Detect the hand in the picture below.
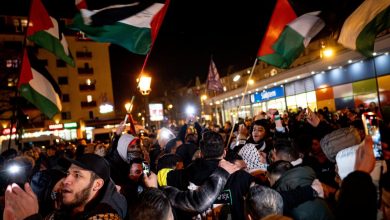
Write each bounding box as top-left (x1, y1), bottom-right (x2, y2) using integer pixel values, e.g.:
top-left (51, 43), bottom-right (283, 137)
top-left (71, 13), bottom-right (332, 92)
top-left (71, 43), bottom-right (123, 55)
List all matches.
top-left (311, 179), bottom-right (324, 198)
top-left (143, 172), bottom-right (158, 188)
top-left (5, 183), bottom-right (39, 220)
top-left (306, 108), bottom-right (320, 127)
top-left (116, 120), bottom-right (126, 136)
top-left (218, 159), bottom-right (239, 174)
top-left (355, 135), bottom-right (375, 173)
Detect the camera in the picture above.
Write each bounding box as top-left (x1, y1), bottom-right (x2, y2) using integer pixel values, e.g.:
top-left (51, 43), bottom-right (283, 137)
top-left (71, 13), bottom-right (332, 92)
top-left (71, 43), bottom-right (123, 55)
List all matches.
top-left (142, 161), bottom-right (150, 176)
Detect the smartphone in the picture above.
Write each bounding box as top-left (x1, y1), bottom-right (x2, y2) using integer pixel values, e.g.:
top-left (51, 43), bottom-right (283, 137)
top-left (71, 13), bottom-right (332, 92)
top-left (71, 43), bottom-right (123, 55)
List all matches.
top-left (362, 112), bottom-right (383, 160)
top-left (142, 161), bottom-right (150, 176)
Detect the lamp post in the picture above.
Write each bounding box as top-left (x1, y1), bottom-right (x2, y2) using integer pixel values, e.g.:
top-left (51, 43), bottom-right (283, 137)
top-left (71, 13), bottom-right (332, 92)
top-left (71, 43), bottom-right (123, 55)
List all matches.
top-left (138, 74), bottom-right (152, 128)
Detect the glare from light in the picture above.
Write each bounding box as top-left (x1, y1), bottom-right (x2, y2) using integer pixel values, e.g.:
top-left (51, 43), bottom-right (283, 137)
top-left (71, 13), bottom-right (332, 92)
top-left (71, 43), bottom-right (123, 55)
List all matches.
top-left (273, 83), bottom-right (277, 86)
top-left (201, 95), bottom-right (207, 101)
top-left (186, 105), bottom-right (195, 116)
top-left (99, 103), bottom-right (113, 114)
top-left (348, 60), bottom-right (353, 63)
top-left (138, 75), bottom-right (152, 95)
top-left (167, 104), bottom-right (173, 109)
top-left (328, 66), bottom-right (332, 70)
top-left (297, 76), bottom-right (300, 79)
top-left (125, 102), bottom-right (132, 112)
top-left (223, 86), bottom-right (227, 92)
top-left (247, 70), bottom-right (251, 74)
top-left (86, 79), bottom-right (91, 85)
top-left (372, 52), bottom-right (377, 56)
top-left (311, 71), bottom-right (315, 75)
top-left (8, 165), bottom-right (21, 174)
top-left (248, 79), bottom-right (254, 85)
top-left (323, 48), bottom-right (334, 57)
top-left (233, 75), bottom-right (241, 82)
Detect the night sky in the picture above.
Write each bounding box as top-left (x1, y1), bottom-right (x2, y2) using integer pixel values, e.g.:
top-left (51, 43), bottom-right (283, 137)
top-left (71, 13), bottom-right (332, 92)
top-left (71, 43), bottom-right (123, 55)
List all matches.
top-left (1, 0), bottom-right (365, 109)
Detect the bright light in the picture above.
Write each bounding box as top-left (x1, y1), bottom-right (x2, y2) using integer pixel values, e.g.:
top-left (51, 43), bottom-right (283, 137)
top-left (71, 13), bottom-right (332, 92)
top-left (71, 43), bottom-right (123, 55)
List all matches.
top-left (248, 79), bottom-right (254, 85)
top-left (138, 75), bottom-right (152, 95)
top-left (311, 71), bottom-right (315, 75)
top-left (99, 103), bottom-right (113, 114)
top-left (247, 70), bottom-right (251, 74)
top-left (201, 95), bottom-right (208, 101)
top-left (223, 86), bottom-right (227, 92)
top-left (372, 52), bottom-right (377, 56)
top-left (86, 79), bottom-right (92, 85)
top-left (186, 105), bottom-right (195, 116)
top-left (8, 164), bottom-right (21, 174)
top-left (348, 60), bottom-right (353, 63)
top-left (273, 83), bottom-right (277, 86)
top-left (87, 95), bottom-right (93, 103)
top-left (322, 48), bottom-right (334, 57)
top-left (167, 104), bottom-right (173, 109)
top-left (233, 75), bottom-right (241, 82)
top-left (138, 112), bottom-right (142, 117)
top-left (328, 66), bottom-right (332, 70)
top-left (124, 102), bottom-right (132, 112)
top-left (297, 76), bottom-right (300, 79)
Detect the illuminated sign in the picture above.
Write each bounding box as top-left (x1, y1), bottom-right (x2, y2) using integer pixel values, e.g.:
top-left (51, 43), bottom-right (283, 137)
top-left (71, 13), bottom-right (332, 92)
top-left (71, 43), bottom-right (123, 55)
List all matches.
top-left (49, 124), bottom-right (64, 130)
top-left (250, 86), bottom-right (284, 103)
top-left (149, 103), bottom-right (163, 121)
top-left (64, 122), bottom-right (78, 129)
top-left (2, 127), bottom-right (16, 135)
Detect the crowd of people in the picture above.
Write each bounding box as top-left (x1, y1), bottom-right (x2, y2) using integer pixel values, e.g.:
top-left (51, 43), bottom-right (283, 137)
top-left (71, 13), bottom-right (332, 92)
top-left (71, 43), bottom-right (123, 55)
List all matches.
top-left (1, 103), bottom-right (390, 220)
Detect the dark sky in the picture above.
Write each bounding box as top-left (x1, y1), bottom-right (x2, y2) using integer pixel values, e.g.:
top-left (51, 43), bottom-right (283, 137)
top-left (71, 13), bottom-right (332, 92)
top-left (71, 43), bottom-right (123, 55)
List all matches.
top-left (1, 0), bottom-right (365, 110)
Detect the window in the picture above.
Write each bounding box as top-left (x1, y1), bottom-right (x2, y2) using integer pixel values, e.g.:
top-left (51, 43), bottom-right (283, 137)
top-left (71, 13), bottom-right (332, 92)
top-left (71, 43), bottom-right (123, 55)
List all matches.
top-left (61, 112), bottom-right (71, 120)
top-left (87, 95), bottom-right (93, 102)
top-left (62, 94), bottom-right (70, 102)
top-left (77, 63), bottom-right (94, 74)
top-left (58, 77), bottom-right (68, 85)
top-left (56, 59), bottom-right (66, 67)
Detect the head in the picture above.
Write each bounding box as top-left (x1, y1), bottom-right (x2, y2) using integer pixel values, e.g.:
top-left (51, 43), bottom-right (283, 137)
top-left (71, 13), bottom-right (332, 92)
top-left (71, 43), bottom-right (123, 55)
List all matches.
top-left (251, 119), bottom-right (269, 142)
top-left (157, 127), bottom-right (176, 148)
top-left (267, 160), bottom-right (292, 187)
top-left (336, 171), bottom-right (377, 220)
top-left (185, 133), bottom-right (198, 144)
top-left (61, 154), bottom-right (110, 212)
top-left (245, 185), bottom-right (283, 220)
top-left (164, 138), bottom-right (182, 154)
top-left (128, 158), bottom-right (144, 182)
top-left (200, 131), bottom-right (225, 159)
top-left (272, 140), bottom-right (299, 163)
top-left (311, 137), bottom-right (328, 164)
top-left (157, 154), bottom-right (182, 172)
top-left (130, 188), bottom-right (174, 220)
top-left (46, 145), bottom-right (57, 157)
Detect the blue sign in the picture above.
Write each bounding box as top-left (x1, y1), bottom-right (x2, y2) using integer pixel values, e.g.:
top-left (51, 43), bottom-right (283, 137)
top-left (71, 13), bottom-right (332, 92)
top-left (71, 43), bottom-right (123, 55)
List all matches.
top-left (250, 86), bottom-right (284, 103)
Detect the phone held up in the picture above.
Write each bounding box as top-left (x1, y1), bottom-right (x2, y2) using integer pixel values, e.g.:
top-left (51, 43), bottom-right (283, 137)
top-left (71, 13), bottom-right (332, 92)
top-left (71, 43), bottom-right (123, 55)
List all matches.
top-left (142, 161), bottom-right (150, 176)
top-left (362, 112), bottom-right (383, 160)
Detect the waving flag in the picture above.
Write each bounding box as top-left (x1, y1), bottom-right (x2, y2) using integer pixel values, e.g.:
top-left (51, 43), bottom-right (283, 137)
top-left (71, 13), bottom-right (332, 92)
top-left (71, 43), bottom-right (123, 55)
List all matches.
top-left (257, 0), bottom-right (324, 68)
top-left (338, 0), bottom-right (390, 57)
top-left (27, 0), bottom-right (74, 66)
top-left (19, 50), bottom-right (62, 119)
top-left (70, 0), bottom-right (170, 55)
top-left (206, 58), bottom-right (223, 92)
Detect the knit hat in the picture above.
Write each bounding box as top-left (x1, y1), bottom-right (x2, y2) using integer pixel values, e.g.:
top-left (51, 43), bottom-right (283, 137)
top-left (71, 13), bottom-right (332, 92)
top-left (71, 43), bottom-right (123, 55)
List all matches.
top-left (117, 133), bottom-right (138, 162)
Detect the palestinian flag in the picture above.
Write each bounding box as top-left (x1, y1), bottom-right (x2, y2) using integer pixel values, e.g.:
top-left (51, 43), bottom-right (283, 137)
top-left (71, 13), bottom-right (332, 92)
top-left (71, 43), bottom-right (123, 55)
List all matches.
top-left (338, 0), bottom-right (390, 57)
top-left (27, 0), bottom-right (74, 67)
top-left (257, 0), bottom-right (324, 69)
top-left (19, 50), bottom-right (62, 119)
top-left (70, 0), bottom-right (170, 55)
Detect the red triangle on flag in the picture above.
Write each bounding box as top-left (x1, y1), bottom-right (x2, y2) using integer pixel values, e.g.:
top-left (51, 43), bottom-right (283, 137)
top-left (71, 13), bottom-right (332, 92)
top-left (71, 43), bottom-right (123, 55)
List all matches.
top-left (27, 0), bottom-right (53, 36)
top-left (18, 50), bottom-right (33, 87)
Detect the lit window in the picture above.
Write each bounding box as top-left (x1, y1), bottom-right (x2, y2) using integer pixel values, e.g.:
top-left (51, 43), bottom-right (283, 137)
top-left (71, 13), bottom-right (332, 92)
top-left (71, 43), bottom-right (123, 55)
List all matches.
top-left (87, 95), bottom-right (93, 103)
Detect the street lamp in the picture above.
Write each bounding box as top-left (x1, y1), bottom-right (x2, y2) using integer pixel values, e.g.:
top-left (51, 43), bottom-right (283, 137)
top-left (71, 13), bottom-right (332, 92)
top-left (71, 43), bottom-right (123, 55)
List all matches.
top-left (138, 74), bottom-right (152, 128)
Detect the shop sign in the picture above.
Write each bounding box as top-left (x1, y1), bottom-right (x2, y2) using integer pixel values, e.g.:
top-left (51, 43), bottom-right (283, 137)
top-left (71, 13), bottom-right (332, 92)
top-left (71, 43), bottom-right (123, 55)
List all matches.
top-left (49, 124), bottom-right (64, 130)
top-left (2, 127), bottom-right (16, 135)
top-left (251, 86), bottom-right (284, 103)
top-left (149, 103), bottom-right (164, 121)
top-left (64, 122), bottom-right (78, 129)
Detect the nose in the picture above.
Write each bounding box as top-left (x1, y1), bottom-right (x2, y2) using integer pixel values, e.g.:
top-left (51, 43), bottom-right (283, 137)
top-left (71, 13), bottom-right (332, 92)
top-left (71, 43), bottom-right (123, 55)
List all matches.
top-left (62, 174), bottom-right (73, 186)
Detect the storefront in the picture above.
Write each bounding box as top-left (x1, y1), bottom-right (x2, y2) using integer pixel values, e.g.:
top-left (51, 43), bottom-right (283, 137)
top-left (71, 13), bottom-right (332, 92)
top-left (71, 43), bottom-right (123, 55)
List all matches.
top-left (49, 122), bottom-right (78, 140)
top-left (250, 86), bottom-right (286, 114)
top-left (285, 77), bottom-right (317, 112)
top-left (222, 96), bottom-right (251, 122)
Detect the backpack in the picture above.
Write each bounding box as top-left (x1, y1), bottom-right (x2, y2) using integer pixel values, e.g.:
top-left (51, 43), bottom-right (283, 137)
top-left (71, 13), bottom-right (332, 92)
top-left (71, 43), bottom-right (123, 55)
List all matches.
top-left (320, 127), bottom-right (361, 162)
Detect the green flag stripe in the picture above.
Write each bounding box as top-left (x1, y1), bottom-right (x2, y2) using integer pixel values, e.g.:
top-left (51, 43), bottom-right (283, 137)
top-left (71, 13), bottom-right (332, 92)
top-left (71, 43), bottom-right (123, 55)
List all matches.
top-left (20, 84), bottom-right (60, 119)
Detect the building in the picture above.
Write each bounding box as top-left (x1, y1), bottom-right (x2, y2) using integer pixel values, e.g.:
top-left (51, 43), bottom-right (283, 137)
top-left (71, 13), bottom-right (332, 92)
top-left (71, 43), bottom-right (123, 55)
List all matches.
top-left (0, 15), bottom-right (118, 142)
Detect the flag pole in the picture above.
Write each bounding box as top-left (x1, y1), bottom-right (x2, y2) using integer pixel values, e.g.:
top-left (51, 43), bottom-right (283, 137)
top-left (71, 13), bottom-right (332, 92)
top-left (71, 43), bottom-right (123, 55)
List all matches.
top-left (8, 0), bottom-right (34, 150)
top-left (226, 58), bottom-right (258, 148)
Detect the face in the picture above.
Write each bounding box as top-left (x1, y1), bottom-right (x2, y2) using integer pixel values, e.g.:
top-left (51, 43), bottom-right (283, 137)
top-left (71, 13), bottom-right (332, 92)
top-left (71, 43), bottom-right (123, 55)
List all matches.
top-left (128, 163), bottom-right (143, 182)
top-left (252, 125), bottom-right (266, 142)
top-left (311, 139), bottom-right (327, 164)
top-left (61, 164), bottom-right (99, 208)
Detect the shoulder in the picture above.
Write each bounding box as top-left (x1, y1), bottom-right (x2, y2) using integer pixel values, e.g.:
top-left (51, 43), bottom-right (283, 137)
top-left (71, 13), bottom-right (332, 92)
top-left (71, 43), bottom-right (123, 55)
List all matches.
top-left (87, 203), bottom-right (121, 220)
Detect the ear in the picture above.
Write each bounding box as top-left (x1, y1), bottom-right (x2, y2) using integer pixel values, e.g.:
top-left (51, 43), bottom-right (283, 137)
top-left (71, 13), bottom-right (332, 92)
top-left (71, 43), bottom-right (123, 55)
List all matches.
top-left (92, 179), bottom-right (104, 192)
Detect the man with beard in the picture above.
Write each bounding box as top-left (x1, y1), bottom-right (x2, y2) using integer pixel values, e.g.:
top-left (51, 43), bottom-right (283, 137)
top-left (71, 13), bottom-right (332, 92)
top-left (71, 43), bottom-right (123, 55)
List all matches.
top-left (3, 154), bottom-right (126, 220)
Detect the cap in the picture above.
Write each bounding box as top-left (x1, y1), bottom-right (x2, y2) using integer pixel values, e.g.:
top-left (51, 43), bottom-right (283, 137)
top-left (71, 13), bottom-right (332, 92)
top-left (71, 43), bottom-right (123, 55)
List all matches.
top-left (65, 154), bottom-right (110, 182)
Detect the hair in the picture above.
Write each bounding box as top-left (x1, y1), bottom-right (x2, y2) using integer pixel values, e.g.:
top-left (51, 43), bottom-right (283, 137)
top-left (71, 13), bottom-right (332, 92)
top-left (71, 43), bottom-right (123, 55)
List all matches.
top-left (261, 215), bottom-right (293, 220)
top-left (157, 153), bottom-right (181, 172)
top-left (164, 138), bottom-right (178, 154)
top-left (336, 171), bottom-right (377, 220)
top-left (245, 185), bottom-right (283, 220)
top-left (273, 139), bottom-right (299, 162)
top-left (200, 131), bottom-right (224, 159)
top-left (267, 160), bottom-right (292, 176)
top-left (130, 188), bottom-right (172, 220)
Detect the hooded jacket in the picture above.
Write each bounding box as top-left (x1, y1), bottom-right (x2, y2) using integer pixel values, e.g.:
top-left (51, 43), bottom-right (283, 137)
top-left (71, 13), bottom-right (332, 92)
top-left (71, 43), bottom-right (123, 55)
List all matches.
top-left (273, 166), bottom-right (334, 220)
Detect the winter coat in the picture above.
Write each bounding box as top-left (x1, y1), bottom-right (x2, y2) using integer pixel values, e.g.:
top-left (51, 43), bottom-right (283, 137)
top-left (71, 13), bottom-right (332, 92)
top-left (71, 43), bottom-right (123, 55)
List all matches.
top-left (273, 166), bottom-right (335, 220)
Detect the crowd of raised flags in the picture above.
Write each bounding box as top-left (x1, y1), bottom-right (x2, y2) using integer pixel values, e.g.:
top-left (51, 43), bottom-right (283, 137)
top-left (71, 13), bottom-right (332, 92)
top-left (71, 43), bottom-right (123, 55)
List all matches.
top-left (18, 0), bottom-right (390, 119)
